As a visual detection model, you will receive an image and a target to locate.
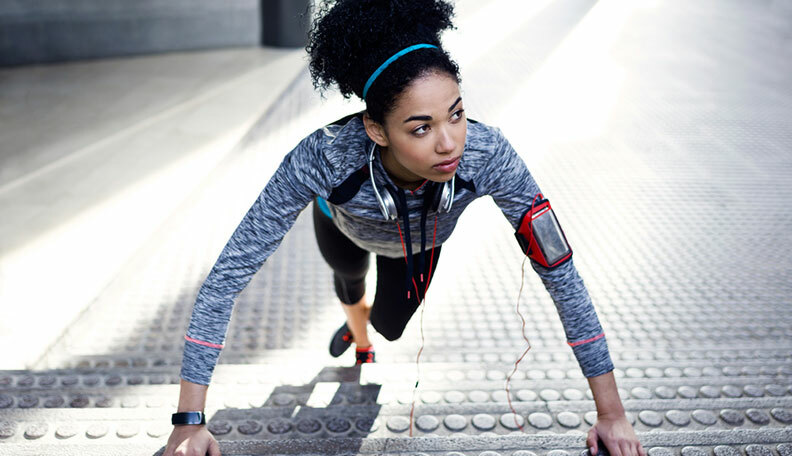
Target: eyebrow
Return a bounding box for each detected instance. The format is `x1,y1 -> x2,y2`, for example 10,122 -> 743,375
403,96 -> 463,123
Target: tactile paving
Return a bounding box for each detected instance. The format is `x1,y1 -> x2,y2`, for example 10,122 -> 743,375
3,0 -> 792,455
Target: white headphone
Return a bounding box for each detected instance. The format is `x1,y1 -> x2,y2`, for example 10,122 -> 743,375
368,142 -> 455,221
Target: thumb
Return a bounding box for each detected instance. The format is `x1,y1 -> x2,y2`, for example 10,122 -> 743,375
209,437 -> 222,456
587,428 -> 598,455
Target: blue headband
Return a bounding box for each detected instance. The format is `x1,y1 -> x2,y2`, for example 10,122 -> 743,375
362,44 -> 438,100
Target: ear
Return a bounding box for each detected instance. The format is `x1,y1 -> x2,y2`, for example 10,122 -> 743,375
362,112 -> 390,147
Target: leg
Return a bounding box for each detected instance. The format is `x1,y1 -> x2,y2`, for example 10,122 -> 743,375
312,199 -> 372,347
369,246 -> 443,341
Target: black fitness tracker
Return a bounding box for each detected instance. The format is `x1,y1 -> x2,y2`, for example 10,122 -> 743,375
171,411 -> 206,425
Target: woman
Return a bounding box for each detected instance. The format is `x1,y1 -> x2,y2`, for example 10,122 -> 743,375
164,1 -> 646,455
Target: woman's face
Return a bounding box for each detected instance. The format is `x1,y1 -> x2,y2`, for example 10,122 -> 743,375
366,72 -> 467,188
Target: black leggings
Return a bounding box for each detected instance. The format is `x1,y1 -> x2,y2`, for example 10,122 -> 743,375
312,200 -> 442,341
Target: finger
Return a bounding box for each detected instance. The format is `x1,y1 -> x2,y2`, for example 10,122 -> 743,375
619,441 -> 633,456
209,438 -> 222,456
638,442 -> 648,456
608,440 -> 623,456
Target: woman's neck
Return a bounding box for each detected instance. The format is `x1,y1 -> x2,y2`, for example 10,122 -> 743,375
380,146 -> 425,191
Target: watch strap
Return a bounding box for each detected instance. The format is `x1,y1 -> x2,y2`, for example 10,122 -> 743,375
171,411 -> 206,425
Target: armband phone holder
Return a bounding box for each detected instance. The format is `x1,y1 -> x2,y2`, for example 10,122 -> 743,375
514,194 -> 572,268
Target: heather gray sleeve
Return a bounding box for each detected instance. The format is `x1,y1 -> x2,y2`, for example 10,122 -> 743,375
180,128 -> 336,385
476,128 -> 614,378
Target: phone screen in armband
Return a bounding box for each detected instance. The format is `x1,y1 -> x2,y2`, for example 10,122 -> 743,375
532,208 -> 571,266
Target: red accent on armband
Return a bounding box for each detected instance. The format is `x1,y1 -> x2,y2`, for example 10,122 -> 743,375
567,333 -> 605,347
184,335 -> 224,349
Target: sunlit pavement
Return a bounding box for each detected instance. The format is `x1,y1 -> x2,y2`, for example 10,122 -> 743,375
1,0 -> 791,455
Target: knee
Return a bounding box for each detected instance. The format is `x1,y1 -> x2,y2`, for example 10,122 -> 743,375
371,318 -> 404,341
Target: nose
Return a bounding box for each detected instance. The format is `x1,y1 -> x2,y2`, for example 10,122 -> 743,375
436,127 -> 455,154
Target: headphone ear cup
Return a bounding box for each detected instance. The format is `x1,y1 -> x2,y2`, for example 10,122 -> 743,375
431,180 -> 454,213
429,182 -> 443,213
381,183 -> 401,220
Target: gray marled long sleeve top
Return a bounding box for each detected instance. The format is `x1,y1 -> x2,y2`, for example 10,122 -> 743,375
181,113 -> 614,385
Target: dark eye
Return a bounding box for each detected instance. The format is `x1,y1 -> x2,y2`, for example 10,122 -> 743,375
413,125 -> 429,135
451,109 -> 465,120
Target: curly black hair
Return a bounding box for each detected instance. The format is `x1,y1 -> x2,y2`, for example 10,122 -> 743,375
306,0 -> 461,124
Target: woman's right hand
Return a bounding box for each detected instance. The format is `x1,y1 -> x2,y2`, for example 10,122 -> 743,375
163,425 -> 220,456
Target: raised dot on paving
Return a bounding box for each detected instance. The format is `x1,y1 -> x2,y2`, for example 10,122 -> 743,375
121,397 -> 139,408
557,411 -> 581,428
645,368 -> 664,378
745,408 -> 770,425
420,391 -> 442,404
770,408 -> 792,424
664,367 -> 683,377
105,375 -> 123,386
563,389 -> 584,400
238,420 -> 263,435
0,421 -> 16,439
665,410 -> 691,427
584,411 -> 598,426
677,386 -> 698,399
0,394 -> 13,409
17,375 -> 35,387
69,395 -> 90,408
268,418 -> 295,435
117,423 -> 139,439
630,387 -> 652,399
207,421 -> 232,436
24,423 -> 48,440
702,367 -> 721,377
691,409 -> 718,425
444,414 -> 467,432
777,443 -> 792,456
355,417 -> 378,433
699,386 -> 721,398
512,451 -> 538,456
516,389 -> 537,401
547,450 -> 570,456
480,451 -> 503,456
539,389 -> 561,401
719,409 -> 745,426
638,410 -> 663,427
487,370 -> 506,381
86,423 -> 108,439
43,395 -> 65,408
416,415 -> 440,432
272,393 -> 295,406
681,447 -> 709,456
468,390 -> 490,403
654,386 -> 676,399
55,423 -> 79,439
713,445 -> 741,456
683,367 -> 702,377
648,448 -> 674,456
296,418 -> 321,435
721,385 -> 742,398
472,414 -> 496,431
18,394 -> 39,408
745,445 -> 773,456
386,416 -> 410,433
625,368 -> 644,378
501,413 -> 525,430
444,391 -> 466,404
526,412 -> 552,430
147,424 -> 171,438
743,385 -> 764,397
765,384 -> 787,396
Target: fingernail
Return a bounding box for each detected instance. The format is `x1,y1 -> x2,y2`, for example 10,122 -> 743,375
589,448 -> 595,455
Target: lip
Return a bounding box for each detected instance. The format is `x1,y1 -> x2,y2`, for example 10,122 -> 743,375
432,156 -> 460,173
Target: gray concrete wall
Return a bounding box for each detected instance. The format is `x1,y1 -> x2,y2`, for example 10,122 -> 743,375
0,0 -> 262,66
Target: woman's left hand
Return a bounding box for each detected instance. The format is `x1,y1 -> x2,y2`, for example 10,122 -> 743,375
587,412 -> 647,456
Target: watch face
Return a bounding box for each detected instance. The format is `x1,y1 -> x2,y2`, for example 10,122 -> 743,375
172,412 -> 205,425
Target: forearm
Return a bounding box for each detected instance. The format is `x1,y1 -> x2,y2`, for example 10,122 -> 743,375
177,379 -> 209,412
587,370 -> 625,417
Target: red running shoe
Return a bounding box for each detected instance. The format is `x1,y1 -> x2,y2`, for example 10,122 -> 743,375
329,322 -> 353,358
